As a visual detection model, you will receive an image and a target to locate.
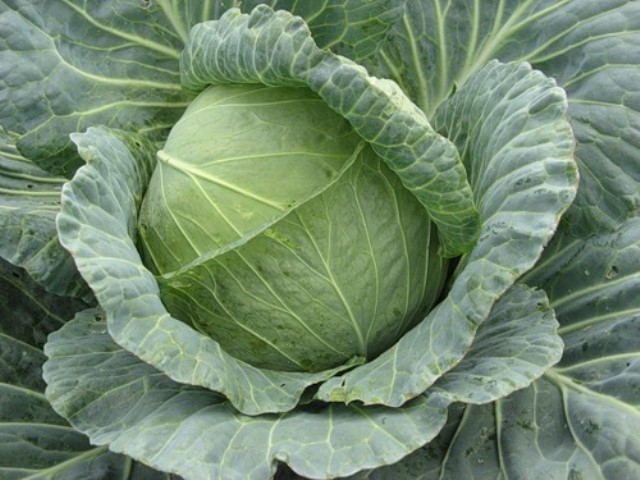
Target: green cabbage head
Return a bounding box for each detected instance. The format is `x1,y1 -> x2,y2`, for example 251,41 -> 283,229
138,84 -> 445,372
12,1 -> 636,479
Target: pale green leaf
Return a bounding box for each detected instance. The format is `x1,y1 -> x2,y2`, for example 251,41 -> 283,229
337,404 -> 467,480
181,6 -> 479,257
0,0 -> 192,175
317,60 -> 576,406
160,146 -> 444,372
43,310 -> 448,480
138,84 -> 363,274
57,126 -> 362,415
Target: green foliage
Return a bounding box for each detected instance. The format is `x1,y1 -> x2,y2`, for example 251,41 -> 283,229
1,1 -> 638,479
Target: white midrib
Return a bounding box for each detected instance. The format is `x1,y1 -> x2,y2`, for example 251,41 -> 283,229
157,150 -> 285,209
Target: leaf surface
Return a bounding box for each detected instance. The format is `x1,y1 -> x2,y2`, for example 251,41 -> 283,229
0,128 -> 90,298
181,6 -> 480,257
0,0 -> 193,175
243,0 -> 406,61
43,310 -> 448,480
317,60 -> 576,405
430,284 -> 563,405
0,0 -> 405,176
414,219 -> 640,479
139,84 -> 363,274
369,0 -> 640,235
160,146 -> 444,371
0,260 -> 169,480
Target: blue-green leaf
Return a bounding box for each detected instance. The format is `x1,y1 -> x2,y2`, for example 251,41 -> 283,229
0,261 -> 169,480
0,0 -> 193,175
0,258 -> 87,348
428,219 -> 640,479
369,0 -> 640,235
0,128 -> 90,298
430,284 -> 562,405
43,309 -> 448,480
0,0 -> 404,176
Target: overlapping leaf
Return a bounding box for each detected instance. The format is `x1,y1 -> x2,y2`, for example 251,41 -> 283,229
2,2 -> 636,479
0,0 -> 191,175
243,0 -> 406,61
56,126 -> 363,415
0,260 -> 167,480
43,309 -> 448,480
0,0 -> 404,176
158,146 -> 443,372
317,60 -> 576,405
389,219 -> 640,479
139,84 -> 363,274
0,128 -> 90,298
181,6 -> 479,257
429,285 -> 563,405
368,0 -> 640,235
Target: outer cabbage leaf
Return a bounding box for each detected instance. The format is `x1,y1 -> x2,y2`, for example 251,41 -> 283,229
38,280 -> 559,479
0,0 -> 190,175
0,258 -> 87,349
181,6 -> 480,257
0,127 -> 91,298
40,265 -> 564,480
323,404 -> 467,480
43,309 -> 448,480
0,260 -> 168,480
317,60 -> 576,405
242,0 -> 406,62
368,0 -> 640,236
394,219 -> 640,479
429,284 -> 562,405
56,126 -> 363,415
0,0 -> 404,176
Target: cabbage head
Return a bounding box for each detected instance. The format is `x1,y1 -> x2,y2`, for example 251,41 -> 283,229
1,2 -> 639,480
138,84 -> 445,372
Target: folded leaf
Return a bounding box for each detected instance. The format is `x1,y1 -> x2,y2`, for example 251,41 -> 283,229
57,126 -> 363,415
369,0 -> 640,235
431,284 -> 563,404
317,60 -> 576,406
43,309 -> 448,480
181,6 -> 480,257
0,128 -> 90,299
